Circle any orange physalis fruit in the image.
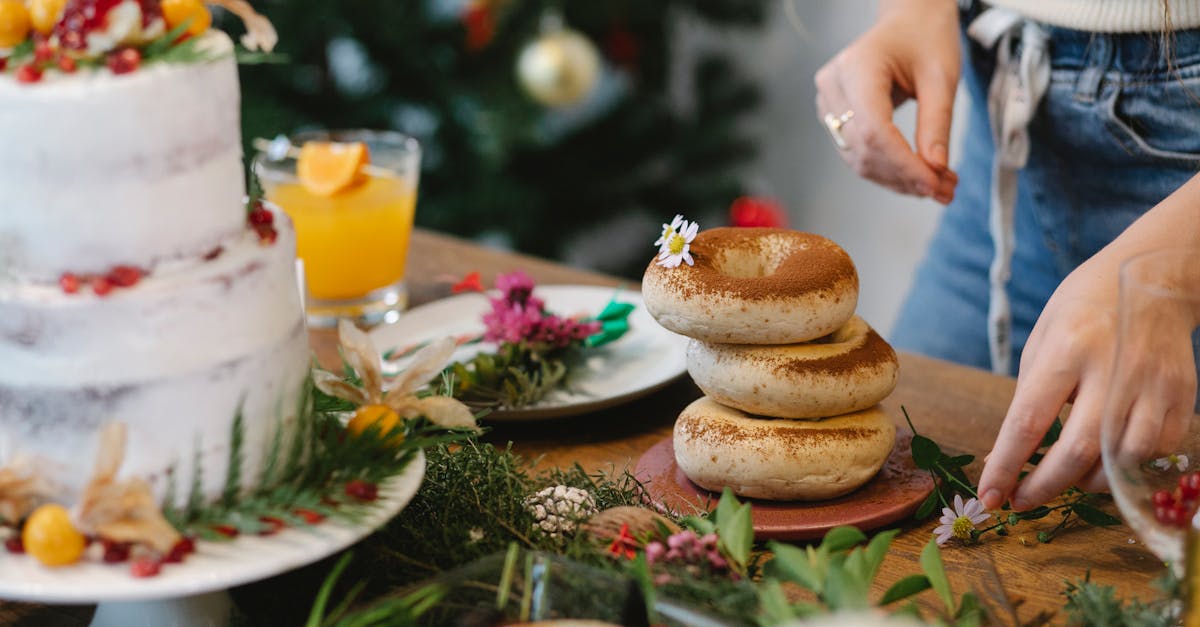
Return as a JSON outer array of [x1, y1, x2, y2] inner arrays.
[[26, 0, 64, 36], [296, 141, 370, 197], [161, 0, 211, 37], [23, 504, 86, 567], [346, 404, 404, 447], [0, 0, 31, 48]]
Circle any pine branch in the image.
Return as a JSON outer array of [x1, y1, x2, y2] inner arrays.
[[222, 400, 246, 508]]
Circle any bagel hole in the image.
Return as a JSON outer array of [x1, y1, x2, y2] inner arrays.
[[716, 237, 796, 278]]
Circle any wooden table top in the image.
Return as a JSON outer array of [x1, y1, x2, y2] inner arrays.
[[1, 229, 1164, 625]]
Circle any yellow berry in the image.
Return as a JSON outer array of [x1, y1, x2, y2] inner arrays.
[[347, 404, 405, 446], [0, 0, 31, 49], [161, 0, 211, 37], [25, 0, 64, 36], [23, 504, 85, 567]]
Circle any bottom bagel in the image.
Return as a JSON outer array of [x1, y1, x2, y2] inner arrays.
[[673, 397, 895, 501]]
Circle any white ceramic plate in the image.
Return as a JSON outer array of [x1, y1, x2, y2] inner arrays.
[[370, 285, 689, 421], [0, 452, 424, 603]]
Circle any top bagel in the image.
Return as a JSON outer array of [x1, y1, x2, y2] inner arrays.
[[642, 227, 858, 344]]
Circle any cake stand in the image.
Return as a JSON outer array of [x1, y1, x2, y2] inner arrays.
[[0, 451, 425, 627]]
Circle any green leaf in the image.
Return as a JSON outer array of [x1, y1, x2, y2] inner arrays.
[[879, 574, 932, 605], [920, 539, 955, 614], [955, 591, 985, 626], [821, 526, 868, 553], [916, 491, 940, 520], [755, 580, 796, 626], [719, 501, 753, 571], [1041, 419, 1063, 448], [715, 488, 739, 527], [595, 300, 636, 321], [911, 434, 942, 470], [863, 529, 899, 582], [823, 557, 871, 610], [765, 542, 823, 593], [944, 454, 975, 467], [1015, 505, 1052, 521], [306, 551, 352, 627], [1071, 503, 1121, 527]]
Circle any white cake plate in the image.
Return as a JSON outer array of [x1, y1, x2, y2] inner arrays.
[[0, 451, 425, 627]]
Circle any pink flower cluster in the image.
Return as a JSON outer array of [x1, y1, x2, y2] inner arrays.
[[644, 530, 729, 584], [482, 272, 600, 349]]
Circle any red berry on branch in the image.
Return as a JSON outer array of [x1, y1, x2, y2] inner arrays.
[[257, 227, 278, 245], [730, 196, 788, 229], [248, 207, 274, 226], [344, 479, 378, 502], [15, 64, 43, 84], [34, 40, 54, 63], [212, 524, 239, 538], [257, 516, 285, 536], [162, 537, 194, 563], [294, 508, 325, 525], [0, 58, 7, 71], [4, 536, 24, 554], [101, 540, 131, 563], [57, 55, 77, 73], [130, 557, 162, 578], [1180, 473, 1200, 501], [107, 47, 141, 75]]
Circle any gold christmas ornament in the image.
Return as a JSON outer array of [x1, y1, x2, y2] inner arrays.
[[516, 22, 600, 108]]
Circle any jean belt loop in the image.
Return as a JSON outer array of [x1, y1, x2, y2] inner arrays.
[[967, 7, 1051, 375], [1073, 34, 1113, 103]]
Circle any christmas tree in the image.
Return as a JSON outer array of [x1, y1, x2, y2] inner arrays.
[[229, 0, 766, 277]]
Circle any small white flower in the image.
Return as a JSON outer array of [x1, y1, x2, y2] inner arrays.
[[656, 219, 699, 268], [468, 527, 485, 543], [932, 494, 990, 546], [654, 215, 684, 251], [1153, 454, 1189, 472]]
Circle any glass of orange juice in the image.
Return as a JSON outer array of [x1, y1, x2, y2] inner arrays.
[[254, 129, 420, 327]]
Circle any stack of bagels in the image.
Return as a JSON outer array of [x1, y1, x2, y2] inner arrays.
[[642, 227, 900, 501]]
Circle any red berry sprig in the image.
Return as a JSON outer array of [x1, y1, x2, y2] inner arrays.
[[247, 201, 278, 245], [58, 265, 144, 296], [1151, 471, 1200, 528], [344, 479, 378, 502], [106, 46, 140, 74]]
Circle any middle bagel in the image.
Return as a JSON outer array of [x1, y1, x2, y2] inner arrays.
[[687, 316, 899, 419]]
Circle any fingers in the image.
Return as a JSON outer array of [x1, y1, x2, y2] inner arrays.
[[814, 58, 954, 202], [1076, 461, 1108, 494], [914, 66, 958, 203], [978, 363, 1076, 510], [1009, 378, 1111, 510]]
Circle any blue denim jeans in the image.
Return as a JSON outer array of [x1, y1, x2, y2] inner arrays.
[[891, 10, 1200, 376]]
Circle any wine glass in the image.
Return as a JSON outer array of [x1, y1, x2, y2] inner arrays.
[[1101, 248, 1200, 572]]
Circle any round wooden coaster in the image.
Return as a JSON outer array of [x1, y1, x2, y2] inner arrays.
[[634, 428, 934, 541]]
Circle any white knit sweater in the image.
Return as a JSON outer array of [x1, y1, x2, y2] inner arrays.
[[987, 0, 1200, 31]]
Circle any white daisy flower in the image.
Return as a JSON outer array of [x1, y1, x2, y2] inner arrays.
[[654, 214, 684, 251], [1153, 454, 1189, 472], [656, 218, 699, 268], [932, 494, 990, 546]]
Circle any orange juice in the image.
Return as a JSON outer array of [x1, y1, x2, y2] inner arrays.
[[266, 174, 416, 300]]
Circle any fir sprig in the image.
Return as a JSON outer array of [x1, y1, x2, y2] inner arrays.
[[162, 377, 473, 539]]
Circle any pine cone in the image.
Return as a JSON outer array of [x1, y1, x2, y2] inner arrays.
[[524, 485, 598, 540]]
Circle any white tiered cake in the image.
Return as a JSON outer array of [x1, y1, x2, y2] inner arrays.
[[0, 31, 310, 505]]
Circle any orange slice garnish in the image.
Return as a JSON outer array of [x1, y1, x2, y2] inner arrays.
[[296, 141, 370, 197]]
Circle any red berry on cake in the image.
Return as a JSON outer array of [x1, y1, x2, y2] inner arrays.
[[106, 46, 141, 74], [101, 540, 131, 563], [108, 264, 142, 287], [294, 508, 324, 525], [4, 536, 24, 554], [92, 276, 113, 296], [15, 63, 43, 84], [56, 53, 77, 72], [55, 0, 163, 55], [59, 272, 80, 293], [0, 0, 31, 49], [249, 207, 274, 226]]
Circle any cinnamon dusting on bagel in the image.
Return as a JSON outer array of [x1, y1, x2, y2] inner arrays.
[[771, 329, 896, 378], [651, 228, 857, 302]]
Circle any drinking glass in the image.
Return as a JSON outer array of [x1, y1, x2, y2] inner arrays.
[[1101, 248, 1200, 575], [254, 129, 421, 327]]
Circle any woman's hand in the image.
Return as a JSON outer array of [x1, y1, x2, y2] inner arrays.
[[814, 0, 961, 203], [978, 176, 1200, 510]]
